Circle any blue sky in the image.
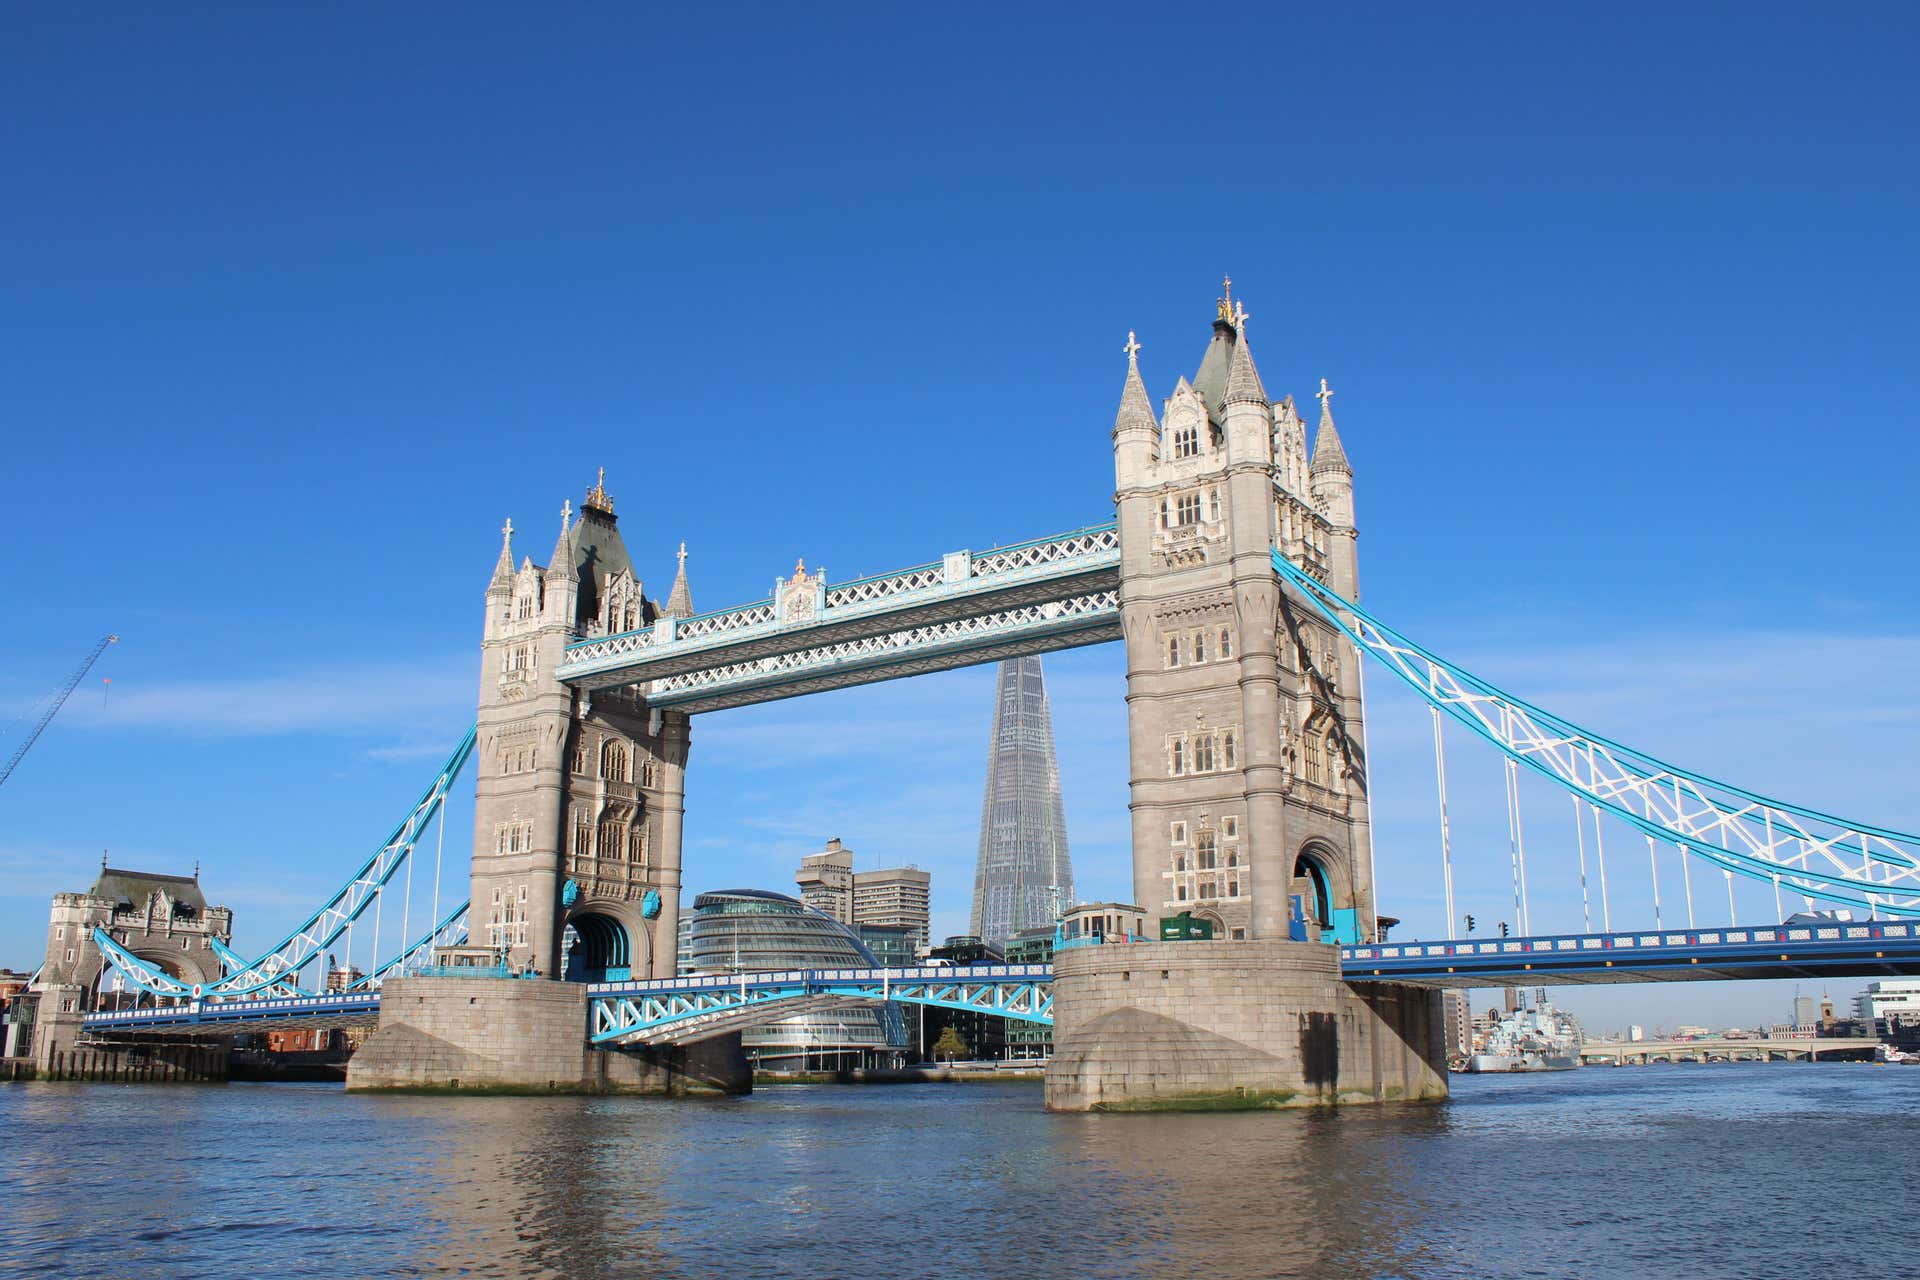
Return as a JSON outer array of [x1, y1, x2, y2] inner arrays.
[[3, 4, 1917, 1030]]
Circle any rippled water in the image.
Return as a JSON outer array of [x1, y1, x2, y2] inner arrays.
[[3, 1065, 1915, 1279]]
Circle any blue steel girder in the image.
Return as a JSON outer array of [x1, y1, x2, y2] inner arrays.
[[588, 965, 1054, 1046], [1272, 549, 1920, 917], [557, 525, 1118, 711], [82, 991, 382, 1038], [1342, 919, 1920, 988]]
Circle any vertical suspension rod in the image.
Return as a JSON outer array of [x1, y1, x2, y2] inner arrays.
[[1432, 705, 1457, 939], [1572, 793, 1592, 933], [1647, 834, 1663, 929]]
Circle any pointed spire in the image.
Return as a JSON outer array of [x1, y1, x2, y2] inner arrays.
[[545, 500, 577, 580], [664, 541, 694, 618], [1113, 330, 1159, 437], [1311, 377, 1351, 475], [1224, 309, 1267, 406], [490, 518, 515, 588]]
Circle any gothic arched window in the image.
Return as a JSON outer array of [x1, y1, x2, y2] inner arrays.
[[602, 741, 629, 783]]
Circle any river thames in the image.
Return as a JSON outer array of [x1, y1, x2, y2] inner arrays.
[[3, 1064, 1913, 1279]]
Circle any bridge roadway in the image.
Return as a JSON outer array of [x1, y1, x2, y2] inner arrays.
[[1577, 1037, 1880, 1064], [78, 923, 1920, 1043], [1338, 919, 1920, 987]]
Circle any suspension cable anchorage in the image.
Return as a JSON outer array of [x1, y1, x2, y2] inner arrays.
[[1269, 551, 1920, 918]]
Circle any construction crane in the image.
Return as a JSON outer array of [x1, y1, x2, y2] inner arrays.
[[0, 634, 118, 791]]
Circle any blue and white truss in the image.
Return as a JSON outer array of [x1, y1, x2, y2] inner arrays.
[[557, 525, 1120, 711], [588, 965, 1054, 1046], [1273, 550, 1920, 917], [96, 726, 478, 999]]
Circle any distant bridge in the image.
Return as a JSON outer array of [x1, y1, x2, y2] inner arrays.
[[1579, 1037, 1879, 1064]]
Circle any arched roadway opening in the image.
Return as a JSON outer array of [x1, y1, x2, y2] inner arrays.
[[562, 911, 633, 983]]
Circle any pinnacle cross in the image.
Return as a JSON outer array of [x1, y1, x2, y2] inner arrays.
[[677, 540, 688, 569], [1317, 377, 1334, 410], [501, 517, 514, 545], [1232, 300, 1249, 330], [560, 499, 572, 534], [1123, 330, 1141, 365]]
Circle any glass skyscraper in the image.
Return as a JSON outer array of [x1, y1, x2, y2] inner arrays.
[[968, 655, 1075, 942]]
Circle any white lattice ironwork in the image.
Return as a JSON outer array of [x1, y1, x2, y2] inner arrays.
[[558, 523, 1119, 693], [588, 965, 1054, 1046], [643, 590, 1118, 710], [1274, 551, 1920, 918]]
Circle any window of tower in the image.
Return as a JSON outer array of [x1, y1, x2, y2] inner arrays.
[[1197, 830, 1217, 870], [1170, 821, 1188, 844], [1176, 492, 1201, 526], [602, 741, 629, 783], [1171, 738, 1185, 775], [600, 820, 627, 860], [1176, 883, 1189, 902], [1207, 487, 1221, 522], [1173, 424, 1199, 459], [1218, 627, 1232, 659], [1192, 630, 1207, 663], [1304, 732, 1325, 784], [571, 812, 592, 858], [1167, 635, 1181, 668], [642, 758, 658, 787], [1223, 730, 1237, 769], [630, 827, 649, 869], [571, 740, 588, 774], [1193, 734, 1215, 772]]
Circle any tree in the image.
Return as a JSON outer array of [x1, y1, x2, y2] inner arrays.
[[931, 1026, 969, 1063]]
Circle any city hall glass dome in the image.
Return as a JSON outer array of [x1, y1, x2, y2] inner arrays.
[[689, 889, 906, 1066]]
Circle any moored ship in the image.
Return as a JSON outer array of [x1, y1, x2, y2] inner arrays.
[[1466, 995, 1583, 1073]]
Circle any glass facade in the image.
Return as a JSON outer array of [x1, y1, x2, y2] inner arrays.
[[688, 889, 908, 1068], [969, 656, 1075, 942]]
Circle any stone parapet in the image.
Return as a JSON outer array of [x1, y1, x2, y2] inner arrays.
[[345, 977, 749, 1095], [1044, 940, 1445, 1111]]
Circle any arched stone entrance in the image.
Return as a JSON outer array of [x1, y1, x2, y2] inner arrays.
[[561, 907, 649, 982]]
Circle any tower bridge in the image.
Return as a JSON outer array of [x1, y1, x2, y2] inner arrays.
[[49, 283, 1920, 1109]]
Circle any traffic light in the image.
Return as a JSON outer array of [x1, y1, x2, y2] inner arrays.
[[1464, 914, 1476, 934], [1499, 921, 1509, 937]]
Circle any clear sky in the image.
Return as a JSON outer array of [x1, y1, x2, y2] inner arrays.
[[4, 4, 1916, 1031]]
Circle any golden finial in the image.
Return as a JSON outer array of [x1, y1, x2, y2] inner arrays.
[[793, 557, 807, 577], [1216, 274, 1234, 324], [583, 467, 614, 514]]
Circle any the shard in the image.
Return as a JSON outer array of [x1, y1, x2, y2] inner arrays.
[[969, 655, 1075, 942]]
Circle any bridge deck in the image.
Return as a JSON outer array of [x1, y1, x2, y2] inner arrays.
[[1341, 920, 1920, 988], [556, 525, 1119, 710]]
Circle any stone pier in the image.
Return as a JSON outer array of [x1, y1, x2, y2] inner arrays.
[[345, 977, 750, 1095], [1045, 941, 1445, 1111]]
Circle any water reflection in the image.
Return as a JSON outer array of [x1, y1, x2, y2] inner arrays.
[[1, 1068, 1913, 1280]]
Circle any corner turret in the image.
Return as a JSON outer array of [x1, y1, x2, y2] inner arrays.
[[1111, 331, 1160, 491]]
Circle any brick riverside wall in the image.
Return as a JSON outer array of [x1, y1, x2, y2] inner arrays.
[[1044, 940, 1446, 1111], [345, 977, 749, 1095]]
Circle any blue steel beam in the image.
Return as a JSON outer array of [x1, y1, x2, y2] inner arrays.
[[1342, 919, 1920, 988], [82, 990, 382, 1038], [1273, 549, 1920, 916], [588, 965, 1054, 1045]]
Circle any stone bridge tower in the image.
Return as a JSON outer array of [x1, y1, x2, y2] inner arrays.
[[1110, 285, 1375, 945], [470, 473, 691, 980]]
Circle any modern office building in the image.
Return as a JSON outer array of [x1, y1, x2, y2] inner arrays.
[[795, 837, 931, 949], [969, 656, 1075, 943], [687, 889, 908, 1069], [1855, 979, 1920, 1028], [1442, 990, 1471, 1060], [857, 924, 919, 970]]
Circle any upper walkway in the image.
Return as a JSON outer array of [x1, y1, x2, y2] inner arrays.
[[556, 524, 1118, 710]]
